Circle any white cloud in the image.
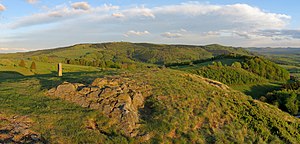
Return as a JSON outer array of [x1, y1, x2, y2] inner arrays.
[[0, 48, 29, 52], [202, 31, 221, 37], [71, 2, 91, 11], [258, 29, 300, 39], [0, 4, 6, 11], [26, 0, 38, 4], [1, 2, 299, 50], [179, 29, 187, 32], [161, 32, 182, 38], [6, 3, 118, 29], [112, 13, 124, 18], [121, 6, 155, 19], [124, 30, 150, 37], [152, 2, 290, 30]]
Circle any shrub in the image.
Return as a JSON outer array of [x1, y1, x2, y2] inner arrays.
[[19, 60, 26, 67], [30, 61, 36, 70]]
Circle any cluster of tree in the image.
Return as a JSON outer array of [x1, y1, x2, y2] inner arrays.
[[190, 65, 266, 85], [65, 58, 122, 68], [64, 58, 140, 69], [282, 81, 300, 90], [242, 57, 290, 81], [167, 54, 290, 82], [19, 60, 36, 70], [262, 90, 300, 115], [165, 53, 248, 67]]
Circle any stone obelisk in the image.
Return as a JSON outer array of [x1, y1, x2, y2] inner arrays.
[[58, 63, 62, 77]]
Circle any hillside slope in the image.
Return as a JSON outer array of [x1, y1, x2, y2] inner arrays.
[[0, 68, 299, 143], [0, 42, 251, 65]]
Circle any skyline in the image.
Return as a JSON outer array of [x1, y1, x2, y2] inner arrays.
[[0, 0, 300, 53]]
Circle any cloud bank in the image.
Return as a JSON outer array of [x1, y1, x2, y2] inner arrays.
[[71, 2, 91, 11], [1, 2, 299, 51]]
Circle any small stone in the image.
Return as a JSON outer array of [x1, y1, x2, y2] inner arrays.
[[30, 134, 39, 141], [132, 93, 144, 108], [89, 102, 101, 109], [87, 90, 101, 99], [54, 83, 76, 97], [91, 78, 108, 88], [78, 87, 91, 95], [118, 94, 132, 104], [90, 86, 99, 92]]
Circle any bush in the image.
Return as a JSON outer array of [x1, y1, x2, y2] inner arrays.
[[30, 61, 36, 70], [264, 90, 300, 115], [19, 60, 26, 67], [190, 66, 266, 85], [231, 62, 242, 68], [243, 57, 289, 81]]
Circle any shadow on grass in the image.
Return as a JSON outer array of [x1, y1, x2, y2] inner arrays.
[[244, 83, 281, 99], [0, 71, 24, 79], [0, 70, 120, 90]]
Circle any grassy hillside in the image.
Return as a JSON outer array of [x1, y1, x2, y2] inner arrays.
[[0, 59, 101, 76], [0, 69, 300, 143], [171, 55, 289, 99], [0, 42, 251, 65], [1, 43, 299, 143], [187, 65, 267, 85]]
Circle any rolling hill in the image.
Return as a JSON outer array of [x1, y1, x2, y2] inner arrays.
[[0, 42, 251, 65], [1, 68, 300, 143], [1, 42, 299, 143]]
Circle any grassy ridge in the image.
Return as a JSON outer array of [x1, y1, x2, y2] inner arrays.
[[0, 42, 251, 65], [1, 69, 299, 143]]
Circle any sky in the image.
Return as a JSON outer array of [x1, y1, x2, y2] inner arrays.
[[0, 0, 300, 53]]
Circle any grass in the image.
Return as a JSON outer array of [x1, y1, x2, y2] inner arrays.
[[0, 59, 102, 76], [0, 70, 128, 143], [230, 82, 282, 99], [0, 68, 300, 143]]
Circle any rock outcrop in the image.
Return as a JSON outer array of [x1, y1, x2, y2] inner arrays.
[[0, 113, 45, 143], [47, 75, 152, 137]]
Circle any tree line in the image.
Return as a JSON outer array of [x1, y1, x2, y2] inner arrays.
[[64, 58, 140, 69], [169, 54, 290, 82], [190, 64, 266, 85]]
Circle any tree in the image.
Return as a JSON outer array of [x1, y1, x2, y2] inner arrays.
[[30, 61, 36, 70], [231, 62, 242, 68], [217, 61, 223, 67], [19, 60, 26, 67], [284, 93, 299, 115]]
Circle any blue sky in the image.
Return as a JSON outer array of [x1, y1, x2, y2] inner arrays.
[[0, 0, 300, 52]]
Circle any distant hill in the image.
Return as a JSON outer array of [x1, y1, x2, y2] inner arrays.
[[246, 47, 300, 55], [0, 42, 251, 66], [246, 48, 300, 71]]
